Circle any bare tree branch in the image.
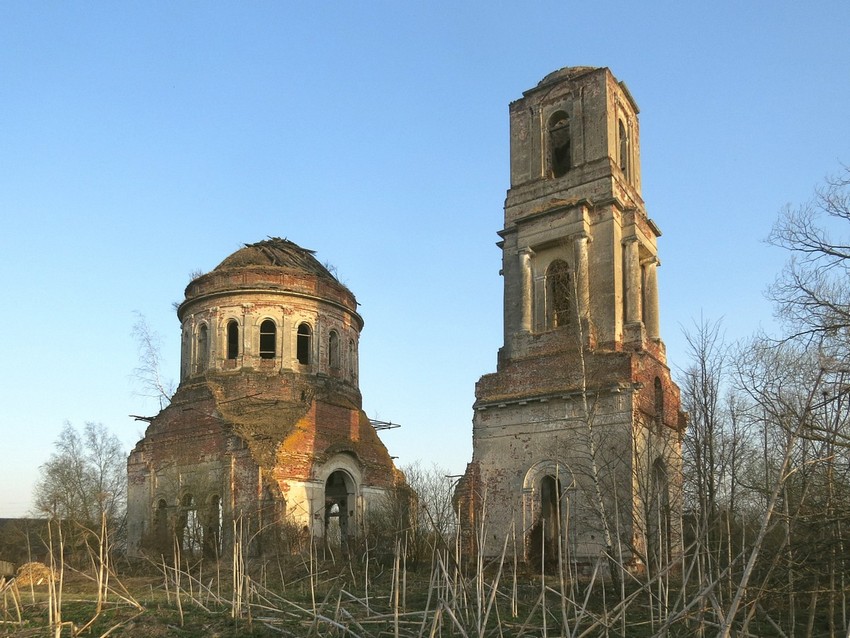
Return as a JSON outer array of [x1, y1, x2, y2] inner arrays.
[[131, 312, 175, 409]]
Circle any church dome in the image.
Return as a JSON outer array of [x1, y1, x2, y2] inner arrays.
[[536, 66, 600, 88], [180, 237, 356, 320], [177, 236, 363, 385], [214, 237, 338, 282]]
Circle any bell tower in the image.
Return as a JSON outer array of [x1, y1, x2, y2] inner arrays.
[[502, 65, 655, 355], [457, 67, 685, 569]]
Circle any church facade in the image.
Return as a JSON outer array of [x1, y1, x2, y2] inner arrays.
[[126, 238, 401, 556], [455, 67, 686, 568]]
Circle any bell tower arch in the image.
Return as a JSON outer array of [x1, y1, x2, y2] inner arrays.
[[456, 67, 686, 569]]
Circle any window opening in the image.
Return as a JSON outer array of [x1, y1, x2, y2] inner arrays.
[[259, 320, 276, 359], [297, 323, 312, 365], [196, 324, 209, 373], [348, 339, 356, 380], [546, 260, 571, 328], [180, 494, 202, 555], [226, 320, 239, 360], [549, 111, 571, 178], [618, 119, 630, 179], [328, 330, 340, 369]]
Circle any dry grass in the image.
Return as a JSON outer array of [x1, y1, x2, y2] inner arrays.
[[2, 510, 845, 638]]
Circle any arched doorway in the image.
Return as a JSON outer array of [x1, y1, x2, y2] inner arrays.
[[528, 474, 566, 566], [523, 461, 574, 567], [324, 470, 355, 543]]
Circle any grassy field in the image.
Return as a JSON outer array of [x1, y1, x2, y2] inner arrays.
[[1, 546, 681, 638], [2, 528, 841, 637]]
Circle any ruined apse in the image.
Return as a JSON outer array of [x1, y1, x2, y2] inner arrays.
[[455, 67, 687, 569], [127, 238, 401, 556]]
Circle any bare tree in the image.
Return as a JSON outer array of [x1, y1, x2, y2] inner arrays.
[[33, 422, 126, 526], [672, 173, 850, 634], [679, 316, 744, 612], [132, 312, 175, 409], [681, 317, 726, 522], [404, 461, 457, 548], [768, 165, 850, 356], [33, 421, 127, 566]]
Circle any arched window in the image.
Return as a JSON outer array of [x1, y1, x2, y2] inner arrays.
[[196, 324, 209, 373], [180, 494, 202, 554], [297, 323, 312, 365], [546, 260, 571, 328], [325, 470, 354, 541], [226, 320, 239, 360], [328, 330, 340, 369], [618, 119, 630, 179], [259, 320, 276, 359], [348, 339, 356, 380], [548, 111, 571, 178]]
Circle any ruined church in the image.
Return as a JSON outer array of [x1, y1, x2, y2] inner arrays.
[[126, 239, 401, 555], [455, 66, 686, 567], [127, 65, 685, 567]]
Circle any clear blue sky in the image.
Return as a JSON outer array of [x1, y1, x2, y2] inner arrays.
[[1, 2, 848, 516]]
